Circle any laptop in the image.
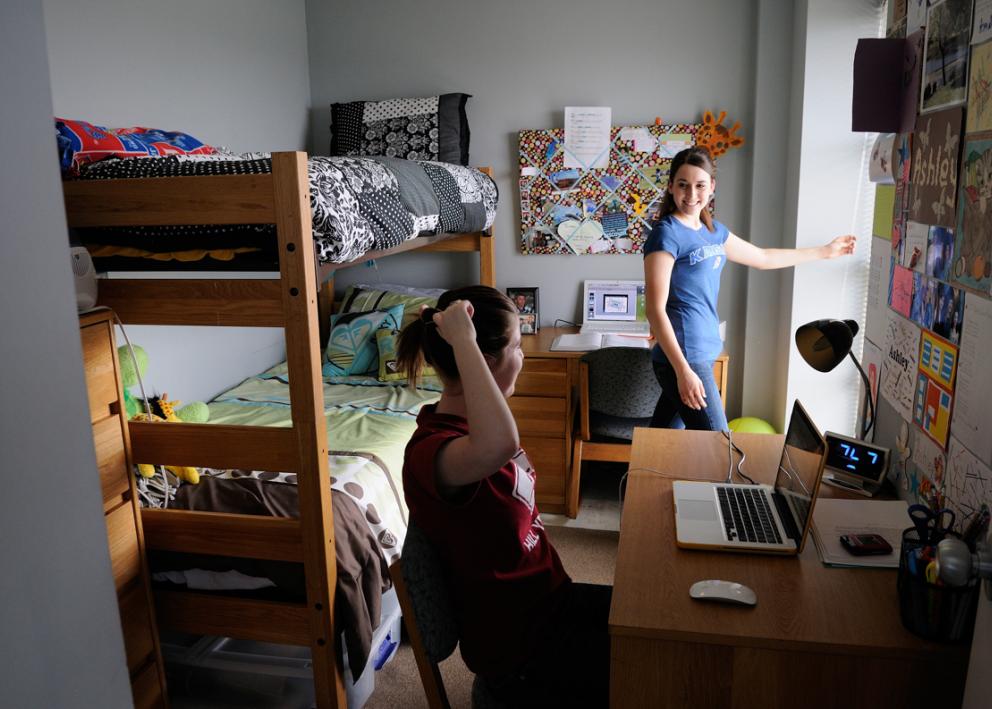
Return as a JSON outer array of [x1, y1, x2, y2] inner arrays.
[[673, 400, 828, 555], [579, 279, 650, 335]]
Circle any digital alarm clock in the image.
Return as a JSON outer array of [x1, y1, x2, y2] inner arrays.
[[822, 431, 890, 497]]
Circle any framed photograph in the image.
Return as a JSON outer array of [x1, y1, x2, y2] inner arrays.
[[507, 287, 540, 334]]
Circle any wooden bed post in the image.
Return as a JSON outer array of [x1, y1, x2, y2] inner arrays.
[[272, 151, 346, 709], [479, 166, 496, 287]]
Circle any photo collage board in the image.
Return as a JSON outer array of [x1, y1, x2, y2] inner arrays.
[[864, 0, 992, 529], [517, 123, 703, 255]]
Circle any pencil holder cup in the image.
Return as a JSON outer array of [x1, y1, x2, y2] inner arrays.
[[897, 527, 979, 643]]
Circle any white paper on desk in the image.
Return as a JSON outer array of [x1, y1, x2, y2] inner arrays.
[[952, 294, 992, 464], [811, 498, 909, 568], [564, 106, 611, 169], [865, 237, 893, 347], [551, 332, 650, 352]]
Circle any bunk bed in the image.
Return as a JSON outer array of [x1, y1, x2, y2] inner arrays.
[[63, 151, 496, 708]]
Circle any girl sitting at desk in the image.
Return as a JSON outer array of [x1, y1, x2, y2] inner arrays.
[[643, 146, 856, 431]]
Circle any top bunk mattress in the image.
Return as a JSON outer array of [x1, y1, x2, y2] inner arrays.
[[71, 153, 498, 267]]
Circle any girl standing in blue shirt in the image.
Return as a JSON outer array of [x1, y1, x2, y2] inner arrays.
[[643, 147, 856, 431]]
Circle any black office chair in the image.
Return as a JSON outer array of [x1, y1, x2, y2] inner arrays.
[[390, 522, 506, 709], [569, 347, 662, 515]]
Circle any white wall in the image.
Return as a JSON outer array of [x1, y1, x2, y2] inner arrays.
[[0, 1, 132, 705], [306, 0, 777, 419], [43, 0, 313, 402]]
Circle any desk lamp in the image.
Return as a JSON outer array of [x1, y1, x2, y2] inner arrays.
[[794, 319, 874, 440]]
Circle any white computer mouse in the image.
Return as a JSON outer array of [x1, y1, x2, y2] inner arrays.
[[689, 579, 757, 607]]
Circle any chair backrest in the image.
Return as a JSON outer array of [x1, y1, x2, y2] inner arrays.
[[390, 521, 458, 709], [581, 347, 661, 419]]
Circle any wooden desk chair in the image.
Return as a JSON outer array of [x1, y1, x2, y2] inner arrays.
[[389, 523, 504, 709], [568, 347, 661, 516]]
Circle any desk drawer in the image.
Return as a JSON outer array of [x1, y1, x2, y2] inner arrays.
[[81, 324, 119, 424], [93, 417, 130, 509], [524, 436, 566, 505], [515, 358, 568, 397], [106, 501, 141, 594], [509, 396, 567, 437]]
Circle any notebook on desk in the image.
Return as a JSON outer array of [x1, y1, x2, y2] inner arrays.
[[579, 279, 650, 335], [550, 331, 650, 351], [673, 400, 828, 555]]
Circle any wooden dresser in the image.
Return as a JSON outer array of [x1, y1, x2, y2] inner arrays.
[[80, 310, 168, 708], [514, 329, 583, 515]]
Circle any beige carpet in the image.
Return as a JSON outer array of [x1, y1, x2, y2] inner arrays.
[[365, 525, 618, 709]]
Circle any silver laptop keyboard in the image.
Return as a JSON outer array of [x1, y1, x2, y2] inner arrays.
[[716, 486, 783, 545]]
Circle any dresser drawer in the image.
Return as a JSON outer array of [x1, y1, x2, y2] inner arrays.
[[106, 501, 141, 593], [523, 436, 567, 510], [81, 324, 119, 423], [515, 358, 568, 397], [509, 396, 567, 437], [119, 583, 155, 672], [93, 416, 130, 509]]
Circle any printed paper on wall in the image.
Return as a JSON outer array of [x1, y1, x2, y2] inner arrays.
[[921, 0, 972, 113], [945, 438, 992, 528], [912, 370, 953, 448], [952, 293, 992, 464], [892, 133, 913, 261], [932, 281, 966, 344], [903, 220, 929, 271], [873, 184, 896, 238], [881, 314, 922, 421], [867, 238, 894, 347], [870, 133, 897, 183], [890, 262, 915, 318], [966, 39, 992, 132], [919, 329, 958, 390]]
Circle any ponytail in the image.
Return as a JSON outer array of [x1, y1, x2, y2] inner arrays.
[[396, 286, 517, 388]]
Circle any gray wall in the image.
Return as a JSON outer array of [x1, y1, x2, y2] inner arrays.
[[0, 1, 132, 705], [306, 0, 795, 419], [43, 0, 313, 403]]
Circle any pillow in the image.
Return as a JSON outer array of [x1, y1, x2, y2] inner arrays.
[[325, 304, 404, 376], [339, 284, 442, 331], [56, 118, 220, 174], [376, 328, 436, 382], [330, 94, 471, 165]]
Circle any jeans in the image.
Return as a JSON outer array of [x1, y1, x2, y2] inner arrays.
[[650, 358, 728, 431]]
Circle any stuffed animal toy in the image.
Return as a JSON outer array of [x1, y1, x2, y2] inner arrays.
[[117, 345, 209, 484]]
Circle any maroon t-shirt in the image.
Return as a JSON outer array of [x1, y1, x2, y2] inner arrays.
[[403, 404, 570, 676]]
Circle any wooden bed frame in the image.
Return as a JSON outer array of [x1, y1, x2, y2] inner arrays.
[[63, 152, 496, 708]]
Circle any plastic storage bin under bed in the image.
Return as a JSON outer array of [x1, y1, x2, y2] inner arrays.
[[162, 587, 402, 708]]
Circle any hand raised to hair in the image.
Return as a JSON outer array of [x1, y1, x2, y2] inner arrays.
[[424, 300, 476, 347], [823, 235, 857, 259]]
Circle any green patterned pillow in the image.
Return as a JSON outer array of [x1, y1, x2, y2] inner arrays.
[[339, 284, 441, 330], [376, 328, 437, 382], [325, 304, 404, 376]]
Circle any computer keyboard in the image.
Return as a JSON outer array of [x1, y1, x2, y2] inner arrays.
[[717, 486, 783, 545]]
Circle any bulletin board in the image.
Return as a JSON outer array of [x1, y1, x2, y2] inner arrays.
[[517, 123, 701, 255]]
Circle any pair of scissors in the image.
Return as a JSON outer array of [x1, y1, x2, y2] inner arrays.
[[908, 504, 955, 544]]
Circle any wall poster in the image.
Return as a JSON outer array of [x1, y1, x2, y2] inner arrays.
[[909, 107, 963, 227], [953, 131, 992, 294]]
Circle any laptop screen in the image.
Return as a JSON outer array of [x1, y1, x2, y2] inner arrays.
[[584, 280, 647, 324], [772, 401, 827, 535]]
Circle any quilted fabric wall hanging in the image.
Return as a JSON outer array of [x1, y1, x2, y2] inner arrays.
[[518, 122, 703, 255]]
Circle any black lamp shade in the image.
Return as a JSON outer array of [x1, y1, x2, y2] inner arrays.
[[795, 319, 860, 373]]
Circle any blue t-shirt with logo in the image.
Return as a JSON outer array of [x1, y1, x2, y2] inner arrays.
[[643, 214, 729, 364]]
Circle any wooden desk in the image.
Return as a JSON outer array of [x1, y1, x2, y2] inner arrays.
[[609, 428, 969, 709]]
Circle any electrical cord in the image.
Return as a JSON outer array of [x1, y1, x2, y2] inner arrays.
[[722, 430, 755, 485], [112, 313, 170, 508]]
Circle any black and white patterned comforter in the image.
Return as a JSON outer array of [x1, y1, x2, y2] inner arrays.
[[74, 153, 498, 264]]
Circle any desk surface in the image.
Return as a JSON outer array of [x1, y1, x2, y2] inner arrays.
[[610, 428, 965, 661]]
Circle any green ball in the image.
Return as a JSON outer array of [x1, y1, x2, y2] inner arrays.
[[728, 417, 777, 434], [177, 401, 210, 423]]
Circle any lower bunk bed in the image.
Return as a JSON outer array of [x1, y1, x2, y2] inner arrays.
[[63, 150, 496, 708], [148, 365, 442, 706]]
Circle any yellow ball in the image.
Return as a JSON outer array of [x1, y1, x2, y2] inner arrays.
[[728, 417, 777, 434]]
